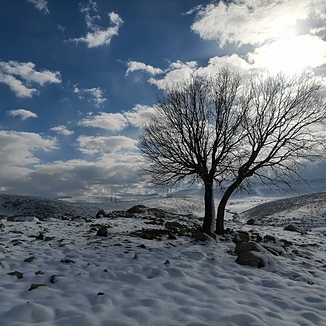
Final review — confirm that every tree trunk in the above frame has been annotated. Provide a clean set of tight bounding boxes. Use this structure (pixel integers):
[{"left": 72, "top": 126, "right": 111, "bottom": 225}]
[
  {"left": 201, "top": 180, "right": 215, "bottom": 235},
  {"left": 215, "top": 179, "right": 242, "bottom": 235}
]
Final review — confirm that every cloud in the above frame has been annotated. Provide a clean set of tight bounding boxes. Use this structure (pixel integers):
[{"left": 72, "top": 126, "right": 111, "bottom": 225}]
[
  {"left": 124, "top": 104, "right": 156, "bottom": 127},
  {"left": 77, "top": 104, "right": 156, "bottom": 132},
  {"left": 77, "top": 135, "right": 136, "bottom": 154},
  {"left": 190, "top": 0, "right": 319, "bottom": 47},
  {"left": 69, "top": 1, "right": 123, "bottom": 48},
  {"left": 27, "top": 0, "right": 49, "bottom": 14},
  {"left": 247, "top": 34, "right": 326, "bottom": 74},
  {"left": 0, "top": 61, "right": 61, "bottom": 98},
  {"left": 50, "top": 125, "right": 74, "bottom": 136},
  {"left": 149, "top": 60, "right": 197, "bottom": 89},
  {"left": 125, "top": 61, "right": 164, "bottom": 76},
  {"left": 7, "top": 109, "right": 38, "bottom": 120},
  {"left": 73, "top": 85, "right": 107, "bottom": 107},
  {"left": 0, "top": 130, "right": 57, "bottom": 167},
  {"left": 78, "top": 112, "right": 128, "bottom": 131}
]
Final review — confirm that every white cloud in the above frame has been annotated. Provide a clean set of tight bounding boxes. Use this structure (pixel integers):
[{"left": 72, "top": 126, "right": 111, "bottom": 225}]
[
  {"left": 149, "top": 60, "right": 197, "bottom": 89},
  {"left": 190, "top": 0, "right": 320, "bottom": 47},
  {"left": 78, "top": 112, "right": 128, "bottom": 131},
  {"left": 124, "top": 104, "right": 156, "bottom": 127},
  {"left": 125, "top": 61, "right": 164, "bottom": 76},
  {"left": 248, "top": 35, "right": 326, "bottom": 74},
  {"left": 50, "top": 125, "right": 74, "bottom": 136},
  {"left": 73, "top": 85, "right": 107, "bottom": 107},
  {"left": 0, "top": 130, "right": 57, "bottom": 167},
  {"left": 0, "top": 61, "right": 61, "bottom": 98},
  {"left": 69, "top": 9, "right": 123, "bottom": 48},
  {"left": 77, "top": 135, "right": 136, "bottom": 154},
  {"left": 7, "top": 109, "right": 38, "bottom": 120},
  {"left": 27, "top": 0, "right": 49, "bottom": 14}
]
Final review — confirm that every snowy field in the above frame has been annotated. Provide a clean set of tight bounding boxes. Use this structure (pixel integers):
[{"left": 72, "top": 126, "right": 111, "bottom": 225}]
[{"left": 0, "top": 192, "right": 326, "bottom": 326}]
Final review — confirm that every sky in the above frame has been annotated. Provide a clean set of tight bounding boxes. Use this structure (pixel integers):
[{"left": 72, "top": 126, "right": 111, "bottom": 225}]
[{"left": 0, "top": 0, "right": 326, "bottom": 199}]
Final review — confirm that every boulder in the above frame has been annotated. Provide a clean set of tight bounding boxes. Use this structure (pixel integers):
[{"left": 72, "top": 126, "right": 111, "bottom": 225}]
[
  {"left": 234, "top": 242, "right": 261, "bottom": 255},
  {"left": 96, "top": 226, "right": 108, "bottom": 237},
  {"left": 284, "top": 224, "right": 306, "bottom": 234},
  {"left": 236, "top": 252, "right": 265, "bottom": 268}
]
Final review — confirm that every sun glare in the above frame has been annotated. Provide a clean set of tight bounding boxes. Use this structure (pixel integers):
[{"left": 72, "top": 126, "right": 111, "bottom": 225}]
[{"left": 249, "top": 35, "right": 326, "bottom": 74}]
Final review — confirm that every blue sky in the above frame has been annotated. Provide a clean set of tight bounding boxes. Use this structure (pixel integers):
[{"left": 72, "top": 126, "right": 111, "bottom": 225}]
[{"left": 1, "top": 0, "right": 326, "bottom": 198}]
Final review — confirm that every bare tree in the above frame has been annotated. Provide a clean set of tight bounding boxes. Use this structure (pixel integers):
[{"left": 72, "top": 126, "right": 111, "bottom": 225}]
[
  {"left": 138, "top": 69, "right": 245, "bottom": 234},
  {"left": 215, "top": 73, "right": 326, "bottom": 234}
]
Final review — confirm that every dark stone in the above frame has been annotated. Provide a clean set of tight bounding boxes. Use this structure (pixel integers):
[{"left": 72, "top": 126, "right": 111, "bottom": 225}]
[
  {"left": 96, "top": 209, "right": 107, "bottom": 218},
  {"left": 194, "top": 230, "right": 208, "bottom": 242},
  {"left": 60, "top": 259, "right": 75, "bottom": 264},
  {"left": 50, "top": 275, "right": 57, "bottom": 284},
  {"left": 264, "top": 234, "right": 277, "bottom": 242},
  {"left": 7, "top": 271, "right": 23, "bottom": 279},
  {"left": 126, "top": 205, "right": 147, "bottom": 217},
  {"left": 96, "top": 226, "right": 108, "bottom": 237},
  {"left": 28, "top": 283, "right": 46, "bottom": 291},
  {"left": 246, "top": 218, "right": 255, "bottom": 225},
  {"left": 284, "top": 224, "right": 306, "bottom": 234},
  {"left": 24, "top": 256, "right": 36, "bottom": 263},
  {"left": 236, "top": 252, "right": 265, "bottom": 268},
  {"left": 97, "top": 292, "right": 105, "bottom": 296},
  {"left": 235, "top": 242, "right": 260, "bottom": 255}
]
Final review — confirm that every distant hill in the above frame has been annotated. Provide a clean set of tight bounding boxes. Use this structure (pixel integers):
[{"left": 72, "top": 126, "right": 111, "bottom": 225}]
[{"left": 0, "top": 194, "right": 99, "bottom": 219}]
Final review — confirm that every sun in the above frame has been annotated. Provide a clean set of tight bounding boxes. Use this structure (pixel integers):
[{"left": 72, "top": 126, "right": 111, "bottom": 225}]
[{"left": 249, "top": 35, "right": 326, "bottom": 75}]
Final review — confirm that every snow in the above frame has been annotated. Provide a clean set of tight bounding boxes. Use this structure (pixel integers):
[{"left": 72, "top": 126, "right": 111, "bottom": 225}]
[{"left": 0, "top": 192, "right": 326, "bottom": 325}]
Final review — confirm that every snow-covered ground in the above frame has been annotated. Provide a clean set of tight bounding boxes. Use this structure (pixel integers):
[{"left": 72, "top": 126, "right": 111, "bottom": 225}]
[{"left": 0, "top": 192, "right": 326, "bottom": 326}]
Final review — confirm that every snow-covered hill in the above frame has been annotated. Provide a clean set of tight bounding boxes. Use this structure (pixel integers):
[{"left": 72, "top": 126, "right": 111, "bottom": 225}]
[{"left": 0, "top": 192, "right": 326, "bottom": 325}]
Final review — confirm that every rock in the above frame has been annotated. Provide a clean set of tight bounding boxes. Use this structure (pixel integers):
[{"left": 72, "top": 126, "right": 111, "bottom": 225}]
[
  {"left": 96, "top": 209, "right": 107, "bottom": 218},
  {"left": 263, "top": 235, "right": 277, "bottom": 242},
  {"left": 233, "top": 231, "right": 250, "bottom": 243},
  {"left": 28, "top": 283, "right": 46, "bottom": 291},
  {"left": 24, "top": 256, "right": 36, "bottom": 263},
  {"left": 50, "top": 275, "right": 57, "bottom": 284},
  {"left": 165, "top": 221, "right": 183, "bottom": 231},
  {"left": 234, "top": 242, "right": 261, "bottom": 255},
  {"left": 97, "top": 292, "right": 105, "bottom": 295},
  {"left": 35, "top": 271, "right": 44, "bottom": 275},
  {"left": 194, "top": 230, "right": 208, "bottom": 242},
  {"left": 164, "top": 259, "right": 170, "bottom": 264},
  {"left": 96, "top": 226, "right": 108, "bottom": 237},
  {"left": 126, "top": 205, "right": 147, "bottom": 217},
  {"left": 133, "top": 253, "right": 138, "bottom": 260},
  {"left": 0, "top": 222, "right": 5, "bottom": 228},
  {"left": 7, "top": 271, "right": 23, "bottom": 279},
  {"left": 35, "top": 232, "right": 44, "bottom": 240},
  {"left": 60, "top": 258, "right": 75, "bottom": 264},
  {"left": 284, "top": 224, "right": 306, "bottom": 234},
  {"left": 246, "top": 218, "right": 255, "bottom": 225},
  {"left": 168, "top": 233, "right": 177, "bottom": 240},
  {"left": 236, "top": 252, "right": 265, "bottom": 268}
]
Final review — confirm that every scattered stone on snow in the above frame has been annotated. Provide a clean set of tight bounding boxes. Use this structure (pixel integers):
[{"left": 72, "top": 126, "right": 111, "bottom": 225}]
[
  {"left": 97, "top": 292, "right": 105, "bottom": 295},
  {"left": 96, "top": 226, "right": 108, "bottom": 237},
  {"left": 164, "top": 259, "right": 170, "bottom": 264},
  {"left": 7, "top": 271, "right": 23, "bottom": 279},
  {"left": 28, "top": 283, "right": 46, "bottom": 291},
  {"left": 24, "top": 256, "right": 36, "bottom": 263},
  {"left": 234, "top": 242, "right": 262, "bottom": 255},
  {"left": 193, "top": 230, "right": 208, "bottom": 242},
  {"left": 246, "top": 218, "right": 255, "bottom": 225},
  {"left": 133, "top": 253, "right": 138, "bottom": 260},
  {"left": 35, "top": 271, "right": 44, "bottom": 275},
  {"left": 60, "top": 258, "right": 75, "bottom": 264},
  {"left": 236, "top": 252, "right": 265, "bottom": 268},
  {"left": 50, "top": 275, "right": 57, "bottom": 284},
  {"left": 284, "top": 224, "right": 306, "bottom": 234}
]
